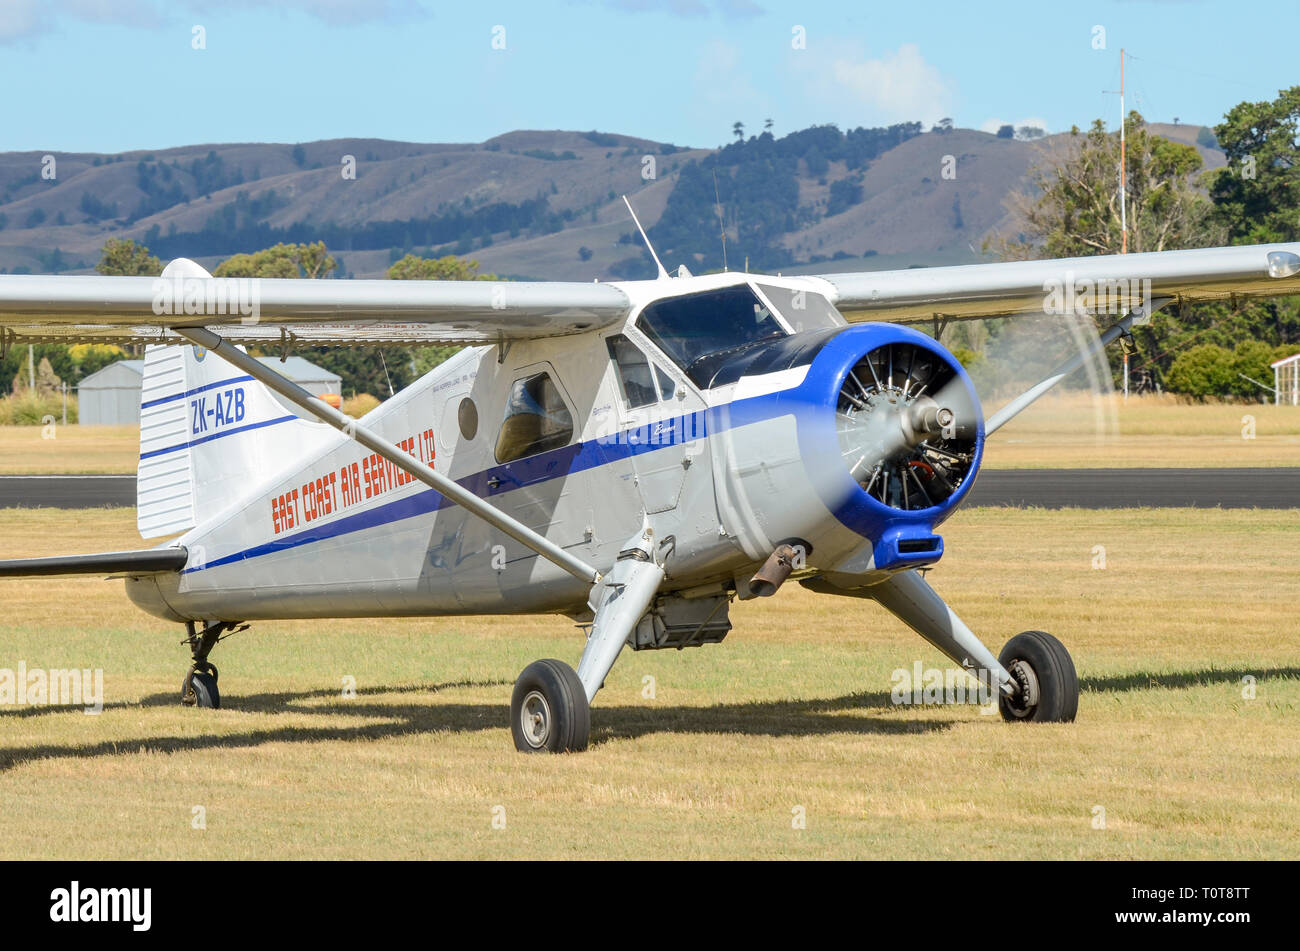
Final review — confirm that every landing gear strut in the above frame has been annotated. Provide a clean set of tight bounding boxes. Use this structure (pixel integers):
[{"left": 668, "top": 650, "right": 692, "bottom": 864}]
[
  {"left": 180, "top": 620, "right": 243, "bottom": 709},
  {"left": 804, "top": 569, "right": 1081, "bottom": 723},
  {"left": 510, "top": 525, "right": 665, "bottom": 753}
]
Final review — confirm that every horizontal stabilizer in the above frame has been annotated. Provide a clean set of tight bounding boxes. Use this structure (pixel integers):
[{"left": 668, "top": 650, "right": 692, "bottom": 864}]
[{"left": 0, "top": 547, "right": 187, "bottom": 577}]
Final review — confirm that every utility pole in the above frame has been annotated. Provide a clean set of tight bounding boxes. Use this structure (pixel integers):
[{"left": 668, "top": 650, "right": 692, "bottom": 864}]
[
  {"left": 1119, "top": 47, "right": 1127, "bottom": 256},
  {"left": 27, "top": 344, "right": 35, "bottom": 391},
  {"left": 1121, "top": 48, "right": 1129, "bottom": 400},
  {"left": 1102, "top": 49, "right": 1130, "bottom": 256}
]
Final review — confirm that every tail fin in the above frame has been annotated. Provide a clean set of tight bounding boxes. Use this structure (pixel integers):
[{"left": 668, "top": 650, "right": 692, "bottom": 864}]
[{"left": 137, "top": 340, "right": 337, "bottom": 539}]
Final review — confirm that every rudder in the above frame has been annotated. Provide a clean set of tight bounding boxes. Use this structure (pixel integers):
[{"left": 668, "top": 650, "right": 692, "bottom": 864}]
[{"left": 137, "top": 342, "right": 336, "bottom": 539}]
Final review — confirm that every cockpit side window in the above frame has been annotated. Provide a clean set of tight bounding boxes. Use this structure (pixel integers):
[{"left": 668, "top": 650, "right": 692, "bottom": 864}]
[
  {"left": 754, "top": 284, "right": 844, "bottom": 332},
  {"left": 636, "top": 285, "right": 789, "bottom": 388},
  {"left": 494, "top": 371, "right": 574, "bottom": 464},
  {"left": 654, "top": 364, "right": 677, "bottom": 401},
  {"left": 606, "top": 335, "right": 658, "bottom": 408}
]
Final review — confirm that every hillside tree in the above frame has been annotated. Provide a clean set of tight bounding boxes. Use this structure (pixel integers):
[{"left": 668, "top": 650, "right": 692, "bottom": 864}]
[
  {"left": 215, "top": 241, "right": 409, "bottom": 396},
  {"left": 214, "top": 241, "right": 336, "bottom": 279},
  {"left": 988, "top": 112, "right": 1226, "bottom": 390},
  {"left": 387, "top": 254, "right": 499, "bottom": 377},
  {"left": 996, "top": 111, "right": 1220, "bottom": 260},
  {"left": 1207, "top": 86, "right": 1300, "bottom": 244},
  {"left": 96, "top": 238, "right": 163, "bottom": 276}
]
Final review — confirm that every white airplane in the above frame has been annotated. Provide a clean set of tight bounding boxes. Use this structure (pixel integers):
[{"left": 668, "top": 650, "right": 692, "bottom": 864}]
[{"left": 2, "top": 228, "right": 1297, "bottom": 752}]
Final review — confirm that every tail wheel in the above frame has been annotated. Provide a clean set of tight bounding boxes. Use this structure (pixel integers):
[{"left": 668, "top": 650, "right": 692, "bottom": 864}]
[
  {"left": 511, "top": 659, "right": 590, "bottom": 753},
  {"left": 997, "top": 630, "right": 1078, "bottom": 723},
  {"left": 181, "top": 669, "right": 220, "bottom": 709}
]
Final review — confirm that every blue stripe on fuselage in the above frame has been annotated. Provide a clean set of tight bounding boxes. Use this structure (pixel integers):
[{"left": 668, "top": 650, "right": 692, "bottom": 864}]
[{"left": 183, "top": 393, "right": 798, "bottom": 574}]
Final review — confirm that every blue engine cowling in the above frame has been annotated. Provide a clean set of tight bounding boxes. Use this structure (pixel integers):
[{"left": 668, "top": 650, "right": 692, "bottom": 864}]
[{"left": 710, "top": 323, "right": 984, "bottom": 573}]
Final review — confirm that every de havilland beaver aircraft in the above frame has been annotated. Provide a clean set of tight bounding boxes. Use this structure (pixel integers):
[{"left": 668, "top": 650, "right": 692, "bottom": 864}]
[{"left": 1, "top": 219, "right": 1298, "bottom": 751}]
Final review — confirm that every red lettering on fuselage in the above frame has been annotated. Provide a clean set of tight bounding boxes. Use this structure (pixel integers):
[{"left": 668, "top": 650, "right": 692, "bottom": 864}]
[{"left": 269, "top": 429, "right": 435, "bottom": 535}]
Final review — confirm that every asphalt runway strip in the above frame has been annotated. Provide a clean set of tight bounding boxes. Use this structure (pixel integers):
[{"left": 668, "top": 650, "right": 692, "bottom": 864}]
[{"left": 0, "top": 469, "right": 1296, "bottom": 509}]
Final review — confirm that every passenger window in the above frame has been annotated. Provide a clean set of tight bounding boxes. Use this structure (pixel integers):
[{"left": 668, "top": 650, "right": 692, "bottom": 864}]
[
  {"left": 495, "top": 372, "right": 574, "bottom": 463},
  {"left": 607, "top": 335, "right": 658, "bottom": 408}
]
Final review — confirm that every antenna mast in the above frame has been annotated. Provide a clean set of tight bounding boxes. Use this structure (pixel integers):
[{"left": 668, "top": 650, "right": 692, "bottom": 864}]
[
  {"left": 712, "top": 169, "right": 728, "bottom": 271},
  {"left": 621, "top": 195, "right": 669, "bottom": 280}
]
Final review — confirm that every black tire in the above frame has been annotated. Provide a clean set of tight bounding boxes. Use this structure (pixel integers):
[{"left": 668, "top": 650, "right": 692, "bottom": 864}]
[
  {"left": 997, "top": 630, "right": 1077, "bottom": 723},
  {"left": 182, "top": 670, "right": 220, "bottom": 709},
  {"left": 511, "top": 659, "right": 590, "bottom": 753}
]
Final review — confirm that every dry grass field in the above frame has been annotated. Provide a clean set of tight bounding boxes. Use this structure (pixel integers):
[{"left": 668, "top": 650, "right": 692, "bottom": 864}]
[
  {"left": 2, "top": 394, "right": 1298, "bottom": 475},
  {"left": 984, "top": 392, "right": 1300, "bottom": 468},
  {"left": 0, "top": 506, "right": 1295, "bottom": 859},
  {"left": 0, "top": 424, "right": 138, "bottom": 475}
]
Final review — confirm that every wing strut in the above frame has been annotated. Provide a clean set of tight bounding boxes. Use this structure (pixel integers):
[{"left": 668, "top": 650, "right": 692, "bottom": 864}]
[
  {"left": 173, "top": 327, "right": 602, "bottom": 585},
  {"left": 984, "top": 298, "right": 1172, "bottom": 436}
]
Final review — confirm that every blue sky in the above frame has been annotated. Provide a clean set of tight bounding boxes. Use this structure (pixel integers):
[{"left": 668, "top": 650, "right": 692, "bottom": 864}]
[{"left": 0, "top": 0, "right": 1293, "bottom": 153}]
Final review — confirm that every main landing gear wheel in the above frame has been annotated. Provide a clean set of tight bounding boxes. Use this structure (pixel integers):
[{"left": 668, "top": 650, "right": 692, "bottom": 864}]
[
  {"left": 181, "top": 665, "right": 220, "bottom": 709},
  {"left": 997, "top": 630, "right": 1078, "bottom": 723},
  {"left": 511, "top": 659, "right": 590, "bottom": 753}
]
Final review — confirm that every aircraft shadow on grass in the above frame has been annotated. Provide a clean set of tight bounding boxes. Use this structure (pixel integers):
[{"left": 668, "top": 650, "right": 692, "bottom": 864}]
[
  {"left": 1079, "top": 667, "right": 1300, "bottom": 694},
  {"left": 1, "top": 666, "right": 1296, "bottom": 773}
]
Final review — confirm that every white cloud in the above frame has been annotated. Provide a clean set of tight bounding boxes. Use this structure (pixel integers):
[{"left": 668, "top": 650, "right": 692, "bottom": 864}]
[
  {"left": 0, "top": 0, "right": 425, "bottom": 43},
  {"left": 824, "top": 43, "right": 955, "bottom": 129},
  {"left": 186, "top": 0, "right": 427, "bottom": 26},
  {"left": 602, "top": 0, "right": 763, "bottom": 16},
  {"left": 0, "top": 0, "right": 163, "bottom": 42},
  {"left": 693, "top": 39, "right": 767, "bottom": 118}
]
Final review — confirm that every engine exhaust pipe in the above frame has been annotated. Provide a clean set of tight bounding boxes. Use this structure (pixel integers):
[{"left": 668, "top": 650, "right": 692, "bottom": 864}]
[{"left": 749, "top": 543, "right": 801, "bottom": 598}]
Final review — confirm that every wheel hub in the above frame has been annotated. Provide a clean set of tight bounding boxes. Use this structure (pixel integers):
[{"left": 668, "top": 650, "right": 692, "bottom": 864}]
[
  {"left": 1003, "top": 659, "right": 1040, "bottom": 719},
  {"left": 520, "top": 690, "right": 551, "bottom": 749}
]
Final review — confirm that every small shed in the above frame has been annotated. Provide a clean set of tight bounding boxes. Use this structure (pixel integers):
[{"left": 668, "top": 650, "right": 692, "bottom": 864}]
[
  {"left": 259, "top": 356, "right": 341, "bottom": 399},
  {"left": 77, "top": 359, "right": 145, "bottom": 425},
  {"left": 1271, "top": 353, "right": 1300, "bottom": 406},
  {"left": 76, "top": 356, "right": 342, "bottom": 425}
]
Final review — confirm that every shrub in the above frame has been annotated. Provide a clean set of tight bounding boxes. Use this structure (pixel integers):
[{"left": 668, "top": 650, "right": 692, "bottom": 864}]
[
  {"left": 0, "top": 391, "right": 77, "bottom": 425},
  {"left": 1164, "top": 340, "right": 1297, "bottom": 401},
  {"left": 1165, "top": 344, "right": 1235, "bottom": 399},
  {"left": 341, "top": 393, "right": 381, "bottom": 418}
]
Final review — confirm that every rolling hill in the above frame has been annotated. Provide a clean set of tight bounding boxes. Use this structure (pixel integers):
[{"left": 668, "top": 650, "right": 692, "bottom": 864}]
[{"left": 0, "top": 122, "right": 1225, "bottom": 281}]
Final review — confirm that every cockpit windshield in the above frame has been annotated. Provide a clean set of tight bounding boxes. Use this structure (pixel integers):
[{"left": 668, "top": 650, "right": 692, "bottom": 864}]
[{"left": 636, "top": 285, "right": 788, "bottom": 387}]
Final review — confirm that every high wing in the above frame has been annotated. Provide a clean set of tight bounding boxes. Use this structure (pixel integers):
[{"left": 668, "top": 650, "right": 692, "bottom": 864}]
[
  {"left": 810, "top": 243, "right": 1300, "bottom": 324},
  {"left": 0, "top": 258, "right": 631, "bottom": 346},
  {"left": 1, "top": 243, "right": 1299, "bottom": 345}
]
